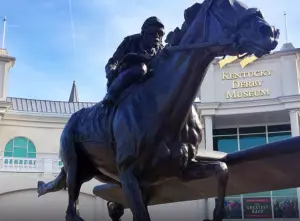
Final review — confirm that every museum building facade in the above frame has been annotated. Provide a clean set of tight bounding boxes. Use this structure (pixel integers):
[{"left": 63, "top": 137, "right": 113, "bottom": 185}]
[
  {"left": 197, "top": 44, "right": 300, "bottom": 220},
  {"left": 0, "top": 44, "right": 300, "bottom": 220}
]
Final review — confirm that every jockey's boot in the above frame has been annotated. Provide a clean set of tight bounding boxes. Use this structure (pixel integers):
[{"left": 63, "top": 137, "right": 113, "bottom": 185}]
[{"left": 102, "top": 63, "right": 147, "bottom": 106}]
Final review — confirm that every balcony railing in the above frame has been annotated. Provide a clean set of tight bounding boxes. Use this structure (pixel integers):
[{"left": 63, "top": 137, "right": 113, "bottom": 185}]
[{"left": 0, "top": 157, "right": 63, "bottom": 173}]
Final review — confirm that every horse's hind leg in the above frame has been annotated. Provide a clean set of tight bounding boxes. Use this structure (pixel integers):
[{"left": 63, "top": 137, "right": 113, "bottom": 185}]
[
  {"left": 181, "top": 161, "right": 228, "bottom": 221},
  {"left": 37, "top": 167, "right": 67, "bottom": 197},
  {"left": 60, "top": 133, "right": 84, "bottom": 221}
]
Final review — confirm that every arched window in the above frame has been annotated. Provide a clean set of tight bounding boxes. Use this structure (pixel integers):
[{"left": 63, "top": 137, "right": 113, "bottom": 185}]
[{"left": 4, "top": 137, "right": 36, "bottom": 158}]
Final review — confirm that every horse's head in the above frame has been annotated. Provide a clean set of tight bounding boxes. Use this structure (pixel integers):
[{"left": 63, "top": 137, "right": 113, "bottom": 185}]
[{"left": 179, "top": 0, "right": 279, "bottom": 58}]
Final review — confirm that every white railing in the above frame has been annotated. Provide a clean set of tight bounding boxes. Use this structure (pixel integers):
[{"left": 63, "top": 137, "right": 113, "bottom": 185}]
[{"left": 0, "top": 157, "right": 63, "bottom": 173}]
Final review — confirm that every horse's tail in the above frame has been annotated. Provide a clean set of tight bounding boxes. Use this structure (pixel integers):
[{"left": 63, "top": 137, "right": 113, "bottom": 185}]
[{"left": 37, "top": 109, "right": 85, "bottom": 198}]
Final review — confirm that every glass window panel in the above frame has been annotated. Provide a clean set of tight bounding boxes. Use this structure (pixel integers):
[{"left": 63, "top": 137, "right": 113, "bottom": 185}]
[
  {"left": 273, "top": 196, "right": 299, "bottom": 218},
  {"left": 4, "top": 151, "right": 12, "bottom": 157},
  {"left": 213, "top": 136, "right": 238, "bottom": 153},
  {"left": 268, "top": 132, "right": 291, "bottom": 143},
  {"left": 27, "top": 140, "right": 36, "bottom": 153},
  {"left": 239, "top": 126, "right": 266, "bottom": 135},
  {"left": 268, "top": 124, "right": 291, "bottom": 133},
  {"left": 243, "top": 191, "right": 271, "bottom": 197},
  {"left": 13, "top": 147, "right": 27, "bottom": 158},
  {"left": 13, "top": 137, "right": 27, "bottom": 147},
  {"left": 27, "top": 152, "right": 36, "bottom": 158},
  {"left": 239, "top": 134, "right": 266, "bottom": 151},
  {"left": 272, "top": 188, "right": 297, "bottom": 197},
  {"left": 227, "top": 195, "right": 241, "bottom": 198},
  {"left": 5, "top": 140, "right": 13, "bottom": 152},
  {"left": 213, "top": 128, "right": 237, "bottom": 136},
  {"left": 224, "top": 198, "right": 243, "bottom": 219},
  {"left": 243, "top": 197, "right": 272, "bottom": 219}
]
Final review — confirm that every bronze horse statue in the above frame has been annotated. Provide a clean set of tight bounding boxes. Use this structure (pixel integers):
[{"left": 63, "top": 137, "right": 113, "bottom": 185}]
[{"left": 37, "top": 0, "right": 279, "bottom": 220}]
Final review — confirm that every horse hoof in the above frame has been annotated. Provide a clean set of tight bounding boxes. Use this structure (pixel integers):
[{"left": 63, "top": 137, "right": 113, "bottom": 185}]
[
  {"left": 74, "top": 216, "right": 84, "bottom": 221},
  {"left": 65, "top": 214, "right": 84, "bottom": 221},
  {"left": 107, "top": 202, "right": 124, "bottom": 220},
  {"left": 37, "top": 181, "right": 46, "bottom": 197}
]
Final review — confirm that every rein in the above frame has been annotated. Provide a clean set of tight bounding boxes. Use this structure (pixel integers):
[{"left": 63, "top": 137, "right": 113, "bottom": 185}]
[
  {"left": 165, "top": 38, "right": 250, "bottom": 60},
  {"left": 165, "top": 39, "right": 232, "bottom": 52}
]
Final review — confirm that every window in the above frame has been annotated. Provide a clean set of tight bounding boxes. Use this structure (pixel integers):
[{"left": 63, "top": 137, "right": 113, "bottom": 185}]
[
  {"left": 268, "top": 132, "right": 291, "bottom": 143},
  {"left": 239, "top": 134, "right": 266, "bottom": 151},
  {"left": 239, "top": 126, "right": 266, "bottom": 151},
  {"left": 3, "top": 137, "right": 36, "bottom": 165},
  {"left": 213, "top": 128, "right": 238, "bottom": 153},
  {"left": 213, "top": 136, "right": 238, "bottom": 153},
  {"left": 243, "top": 197, "right": 272, "bottom": 218},
  {"left": 224, "top": 197, "right": 243, "bottom": 219},
  {"left": 213, "top": 125, "right": 298, "bottom": 219},
  {"left": 272, "top": 188, "right": 299, "bottom": 218}
]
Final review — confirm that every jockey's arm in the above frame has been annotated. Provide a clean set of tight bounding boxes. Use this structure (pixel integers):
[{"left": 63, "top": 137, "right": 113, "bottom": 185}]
[{"left": 105, "top": 37, "right": 130, "bottom": 82}]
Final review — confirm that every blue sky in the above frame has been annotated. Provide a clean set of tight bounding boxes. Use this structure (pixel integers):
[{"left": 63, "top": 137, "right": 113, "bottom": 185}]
[{"left": 1, "top": 0, "right": 299, "bottom": 102}]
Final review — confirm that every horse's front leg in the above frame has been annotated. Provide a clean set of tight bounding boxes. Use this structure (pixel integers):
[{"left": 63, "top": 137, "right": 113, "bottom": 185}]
[
  {"left": 118, "top": 165, "right": 151, "bottom": 221},
  {"left": 181, "top": 161, "right": 228, "bottom": 221}
]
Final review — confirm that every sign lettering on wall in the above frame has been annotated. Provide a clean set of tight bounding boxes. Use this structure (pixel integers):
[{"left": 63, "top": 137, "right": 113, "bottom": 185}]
[
  {"left": 221, "top": 70, "right": 273, "bottom": 99},
  {"left": 243, "top": 198, "right": 272, "bottom": 218}
]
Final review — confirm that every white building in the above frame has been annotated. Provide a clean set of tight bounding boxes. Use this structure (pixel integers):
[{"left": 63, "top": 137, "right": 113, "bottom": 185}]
[{"left": 0, "top": 42, "right": 300, "bottom": 221}]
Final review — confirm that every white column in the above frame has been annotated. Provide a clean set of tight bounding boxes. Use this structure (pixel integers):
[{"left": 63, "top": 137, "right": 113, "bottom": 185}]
[
  {"left": 289, "top": 110, "right": 300, "bottom": 215},
  {"left": 204, "top": 116, "right": 213, "bottom": 150},
  {"left": 289, "top": 109, "right": 300, "bottom": 137},
  {"left": 203, "top": 115, "right": 215, "bottom": 220}
]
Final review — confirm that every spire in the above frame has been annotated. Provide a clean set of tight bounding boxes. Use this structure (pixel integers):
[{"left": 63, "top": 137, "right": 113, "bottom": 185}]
[
  {"left": 68, "top": 80, "right": 79, "bottom": 102},
  {"left": 280, "top": 12, "right": 295, "bottom": 52},
  {"left": 284, "top": 11, "right": 288, "bottom": 44},
  {"left": 1, "top": 16, "right": 6, "bottom": 49}
]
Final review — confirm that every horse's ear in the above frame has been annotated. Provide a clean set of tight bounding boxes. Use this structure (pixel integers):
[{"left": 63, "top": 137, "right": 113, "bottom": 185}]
[
  {"left": 184, "top": 3, "right": 202, "bottom": 27},
  {"left": 180, "top": 2, "right": 208, "bottom": 45}
]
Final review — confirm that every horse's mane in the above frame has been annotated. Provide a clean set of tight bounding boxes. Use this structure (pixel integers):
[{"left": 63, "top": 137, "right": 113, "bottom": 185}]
[
  {"left": 151, "top": 3, "right": 203, "bottom": 68},
  {"left": 149, "top": 2, "right": 203, "bottom": 69},
  {"left": 165, "top": 3, "right": 203, "bottom": 47}
]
